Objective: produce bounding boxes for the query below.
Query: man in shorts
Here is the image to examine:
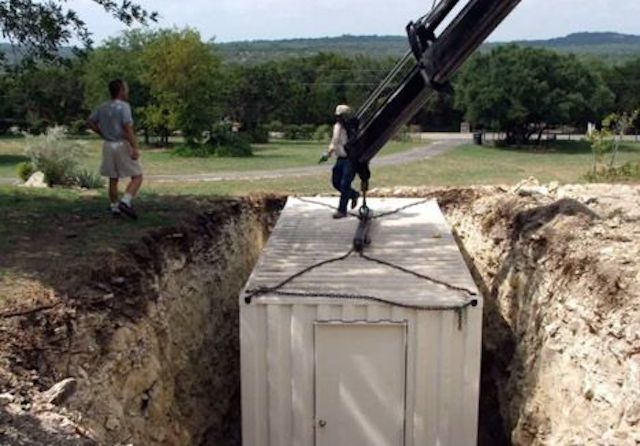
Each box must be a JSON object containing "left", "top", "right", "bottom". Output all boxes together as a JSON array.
[{"left": 87, "top": 79, "right": 143, "bottom": 219}]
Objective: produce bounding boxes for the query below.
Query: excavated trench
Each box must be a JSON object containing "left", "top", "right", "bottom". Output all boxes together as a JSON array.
[{"left": 4, "top": 186, "right": 638, "bottom": 445}]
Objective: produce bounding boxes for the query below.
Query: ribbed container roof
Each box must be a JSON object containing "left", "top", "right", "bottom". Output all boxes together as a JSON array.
[{"left": 242, "top": 197, "right": 480, "bottom": 307}]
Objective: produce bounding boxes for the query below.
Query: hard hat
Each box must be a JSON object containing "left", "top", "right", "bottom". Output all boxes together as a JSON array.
[{"left": 335, "top": 104, "right": 352, "bottom": 116}]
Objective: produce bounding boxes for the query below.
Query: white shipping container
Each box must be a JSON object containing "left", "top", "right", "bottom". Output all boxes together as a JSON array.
[{"left": 240, "top": 197, "right": 482, "bottom": 446}]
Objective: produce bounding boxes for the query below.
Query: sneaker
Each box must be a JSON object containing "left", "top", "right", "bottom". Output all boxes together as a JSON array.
[
  {"left": 118, "top": 201, "right": 138, "bottom": 220},
  {"left": 332, "top": 211, "right": 347, "bottom": 219}
]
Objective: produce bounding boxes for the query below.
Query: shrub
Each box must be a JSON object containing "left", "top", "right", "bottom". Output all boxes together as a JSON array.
[
  {"left": 68, "top": 119, "right": 89, "bottom": 136},
  {"left": 584, "top": 161, "right": 640, "bottom": 182},
  {"left": 313, "top": 124, "right": 332, "bottom": 142},
  {"left": 16, "top": 161, "right": 35, "bottom": 181},
  {"left": 247, "top": 126, "right": 269, "bottom": 144},
  {"left": 284, "top": 124, "right": 315, "bottom": 140},
  {"left": 74, "top": 169, "right": 105, "bottom": 189},
  {"left": 173, "top": 123, "right": 253, "bottom": 158},
  {"left": 25, "top": 127, "right": 87, "bottom": 186}
]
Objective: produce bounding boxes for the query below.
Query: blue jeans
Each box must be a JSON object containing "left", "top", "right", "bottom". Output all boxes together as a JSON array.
[{"left": 332, "top": 158, "right": 359, "bottom": 213}]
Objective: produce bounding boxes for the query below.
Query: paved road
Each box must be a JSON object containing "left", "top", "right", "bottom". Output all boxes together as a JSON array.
[
  {"left": 0, "top": 139, "right": 465, "bottom": 185},
  {"left": 148, "top": 139, "right": 464, "bottom": 183}
]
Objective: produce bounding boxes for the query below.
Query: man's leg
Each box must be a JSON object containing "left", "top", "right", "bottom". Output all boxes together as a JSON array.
[
  {"left": 338, "top": 161, "right": 357, "bottom": 214},
  {"left": 108, "top": 178, "right": 121, "bottom": 215},
  {"left": 118, "top": 175, "right": 143, "bottom": 219},
  {"left": 331, "top": 162, "right": 343, "bottom": 193},
  {"left": 125, "top": 175, "right": 143, "bottom": 199}
]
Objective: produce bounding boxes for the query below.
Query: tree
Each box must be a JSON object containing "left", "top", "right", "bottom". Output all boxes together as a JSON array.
[
  {"left": 603, "top": 57, "right": 640, "bottom": 129},
  {"left": 140, "top": 29, "right": 224, "bottom": 145},
  {"left": 455, "top": 45, "right": 614, "bottom": 144},
  {"left": 82, "top": 30, "right": 154, "bottom": 141},
  {"left": 5, "top": 62, "right": 86, "bottom": 133},
  {"left": 0, "top": 0, "right": 156, "bottom": 61}
]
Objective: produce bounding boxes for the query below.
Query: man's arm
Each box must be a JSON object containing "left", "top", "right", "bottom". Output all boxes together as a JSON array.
[
  {"left": 327, "top": 123, "right": 341, "bottom": 157},
  {"left": 124, "top": 123, "right": 140, "bottom": 160},
  {"left": 87, "top": 109, "right": 103, "bottom": 138}
]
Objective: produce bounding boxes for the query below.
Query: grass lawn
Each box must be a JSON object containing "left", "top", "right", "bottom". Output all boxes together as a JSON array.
[
  {"left": 144, "top": 140, "right": 640, "bottom": 195},
  {"left": 0, "top": 136, "right": 421, "bottom": 179},
  {"left": 2, "top": 138, "right": 639, "bottom": 308}
]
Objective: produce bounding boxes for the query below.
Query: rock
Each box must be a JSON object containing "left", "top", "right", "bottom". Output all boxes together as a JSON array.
[
  {"left": 23, "top": 171, "right": 48, "bottom": 188},
  {"left": 0, "top": 392, "right": 15, "bottom": 405},
  {"left": 105, "top": 415, "right": 120, "bottom": 431},
  {"left": 41, "top": 378, "right": 77, "bottom": 406}
]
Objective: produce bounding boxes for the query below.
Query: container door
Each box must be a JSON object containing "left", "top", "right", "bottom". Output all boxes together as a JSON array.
[{"left": 314, "top": 322, "right": 407, "bottom": 446}]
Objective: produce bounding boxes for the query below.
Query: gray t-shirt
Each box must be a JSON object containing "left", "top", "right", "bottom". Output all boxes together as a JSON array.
[{"left": 89, "top": 100, "right": 133, "bottom": 142}]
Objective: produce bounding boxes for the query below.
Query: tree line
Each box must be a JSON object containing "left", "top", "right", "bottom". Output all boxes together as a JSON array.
[{"left": 1, "top": 28, "right": 639, "bottom": 148}]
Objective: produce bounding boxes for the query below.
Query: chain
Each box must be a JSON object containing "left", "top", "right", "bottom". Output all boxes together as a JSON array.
[{"left": 245, "top": 195, "right": 479, "bottom": 320}]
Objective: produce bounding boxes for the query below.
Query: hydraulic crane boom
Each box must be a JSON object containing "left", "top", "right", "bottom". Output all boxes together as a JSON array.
[{"left": 348, "top": 0, "right": 522, "bottom": 186}]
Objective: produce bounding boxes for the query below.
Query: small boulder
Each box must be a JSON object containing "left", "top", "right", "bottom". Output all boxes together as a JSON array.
[
  {"left": 41, "top": 378, "right": 77, "bottom": 406},
  {"left": 23, "top": 171, "right": 48, "bottom": 188}
]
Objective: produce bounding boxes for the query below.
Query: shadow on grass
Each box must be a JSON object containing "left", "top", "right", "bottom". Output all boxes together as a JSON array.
[
  {"left": 0, "top": 154, "right": 28, "bottom": 166},
  {"left": 0, "top": 187, "right": 246, "bottom": 287}
]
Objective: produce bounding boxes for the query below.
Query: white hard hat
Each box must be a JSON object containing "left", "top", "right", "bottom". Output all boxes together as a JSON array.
[{"left": 335, "top": 104, "right": 352, "bottom": 116}]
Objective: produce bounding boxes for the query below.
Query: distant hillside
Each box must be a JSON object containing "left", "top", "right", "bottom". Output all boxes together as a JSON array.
[
  {"left": 3, "top": 32, "right": 640, "bottom": 66},
  {"left": 218, "top": 32, "right": 640, "bottom": 64}
]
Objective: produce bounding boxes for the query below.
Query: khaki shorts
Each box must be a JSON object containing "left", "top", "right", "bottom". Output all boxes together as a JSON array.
[{"left": 100, "top": 141, "right": 143, "bottom": 179}]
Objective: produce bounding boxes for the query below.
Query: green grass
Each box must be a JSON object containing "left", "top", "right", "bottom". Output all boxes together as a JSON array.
[
  {"left": 2, "top": 139, "right": 639, "bottom": 307},
  {"left": 144, "top": 140, "right": 640, "bottom": 195},
  {"left": 0, "top": 137, "right": 421, "bottom": 178}
]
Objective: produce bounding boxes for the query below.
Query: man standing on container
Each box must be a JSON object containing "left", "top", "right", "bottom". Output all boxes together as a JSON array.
[
  {"left": 87, "top": 79, "right": 143, "bottom": 220},
  {"left": 325, "top": 104, "right": 359, "bottom": 219}
]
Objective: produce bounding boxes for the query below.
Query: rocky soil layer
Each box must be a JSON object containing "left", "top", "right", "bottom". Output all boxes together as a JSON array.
[{"left": 375, "top": 181, "right": 640, "bottom": 445}]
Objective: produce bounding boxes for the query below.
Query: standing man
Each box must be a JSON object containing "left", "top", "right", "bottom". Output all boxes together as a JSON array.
[
  {"left": 327, "top": 104, "right": 359, "bottom": 219},
  {"left": 87, "top": 79, "right": 143, "bottom": 220}
]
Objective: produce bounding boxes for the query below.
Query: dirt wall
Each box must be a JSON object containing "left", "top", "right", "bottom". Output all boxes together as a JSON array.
[{"left": 0, "top": 196, "right": 284, "bottom": 445}]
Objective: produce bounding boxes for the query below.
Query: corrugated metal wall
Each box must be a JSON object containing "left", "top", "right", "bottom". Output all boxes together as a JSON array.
[{"left": 241, "top": 301, "right": 482, "bottom": 446}]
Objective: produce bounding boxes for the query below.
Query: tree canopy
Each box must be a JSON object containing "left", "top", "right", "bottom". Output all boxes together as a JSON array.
[
  {"left": 455, "top": 45, "right": 615, "bottom": 143},
  {"left": 0, "top": 0, "right": 156, "bottom": 61}
]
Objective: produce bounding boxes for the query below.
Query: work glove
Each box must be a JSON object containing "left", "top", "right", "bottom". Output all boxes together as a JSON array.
[{"left": 318, "top": 152, "right": 330, "bottom": 164}]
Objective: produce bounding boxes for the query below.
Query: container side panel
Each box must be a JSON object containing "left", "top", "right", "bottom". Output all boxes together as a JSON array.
[
  {"left": 413, "top": 312, "right": 442, "bottom": 445},
  {"left": 291, "top": 305, "right": 316, "bottom": 445},
  {"left": 317, "top": 304, "right": 342, "bottom": 321},
  {"left": 267, "top": 305, "right": 293, "bottom": 446},
  {"left": 367, "top": 305, "right": 392, "bottom": 322},
  {"left": 436, "top": 312, "right": 455, "bottom": 445},
  {"left": 462, "top": 307, "right": 483, "bottom": 445},
  {"left": 447, "top": 311, "right": 467, "bottom": 445},
  {"left": 240, "top": 304, "right": 269, "bottom": 446}
]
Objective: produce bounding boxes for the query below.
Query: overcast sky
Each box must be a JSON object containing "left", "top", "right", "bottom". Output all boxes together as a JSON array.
[{"left": 69, "top": 0, "right": 640, "bottom": 44}]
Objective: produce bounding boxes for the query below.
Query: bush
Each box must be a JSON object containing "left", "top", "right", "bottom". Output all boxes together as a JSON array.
[
  {"left": 74, "top": 169, "right": 105, "bottom": 189},
  {"left": 585, "top": 161, "right": 640, "bottom": 182},
  {"left": 173, "top": 123, "right": 253, "bottom": 158},
  {"left": 267, "top": 120, "right": 284, "bottom": 132},
  {"left": 247, "top": 126, "right": 269, "bottom": 144},
  {"left": 284, "top": 124, "right": 315, "bottom": 140},
  {"left": 313, "top": 124, "right": 332, "bottom": 141},
  {"left": 16, "top": 161, "right": 35, "bottom": 181},
  {"left": 25, "top": 127, "right": 87, "bottom": 186},
  {"left": 67, "top": 119, "right": 89, "bottom": 136}
]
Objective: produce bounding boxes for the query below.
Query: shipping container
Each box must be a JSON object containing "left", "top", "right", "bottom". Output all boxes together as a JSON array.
[{"left": 240, "top": 197, "right": 482, "bottom": 446}]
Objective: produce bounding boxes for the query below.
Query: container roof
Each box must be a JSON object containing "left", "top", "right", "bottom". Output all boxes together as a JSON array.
[{"left": 242, "top": 197, "right": 480, "bottom": 308}]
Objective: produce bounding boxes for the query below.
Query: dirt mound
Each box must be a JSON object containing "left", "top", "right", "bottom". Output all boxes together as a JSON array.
[{"left": 377, "top": 182, "right": 640, "bottom": 445}]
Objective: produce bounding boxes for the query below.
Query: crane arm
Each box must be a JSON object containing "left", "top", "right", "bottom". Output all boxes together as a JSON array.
[{"left": 348, "top": 0, "right": 522, "bottom": 185}]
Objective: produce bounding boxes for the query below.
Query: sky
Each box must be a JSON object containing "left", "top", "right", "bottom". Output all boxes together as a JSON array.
[{"left": 68, "top": 0, "right": 640, "bottom": 44}]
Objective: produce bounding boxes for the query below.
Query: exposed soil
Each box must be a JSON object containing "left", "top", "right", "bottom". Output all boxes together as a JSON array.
[
  {"left": 0, "top": 195, "right": 285, "bottom": 445},
  {"left": 375, "top": 181, "right": 640, "bottom": 445},
  {"left": 1, "top": 182, "right": 639, "bottom": 445}
]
